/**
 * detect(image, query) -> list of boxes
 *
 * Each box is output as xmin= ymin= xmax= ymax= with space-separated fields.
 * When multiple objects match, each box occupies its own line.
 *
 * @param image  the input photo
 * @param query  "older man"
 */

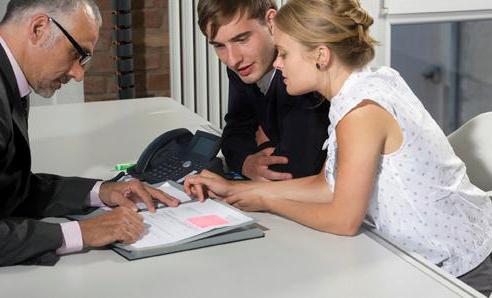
xmin=0 ymin=0 xmax=178 ymax=266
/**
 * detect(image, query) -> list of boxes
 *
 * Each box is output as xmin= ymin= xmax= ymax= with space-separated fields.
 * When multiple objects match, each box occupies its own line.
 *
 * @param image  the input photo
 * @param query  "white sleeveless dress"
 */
xmin=323 ymin=66 xmax=492 ymax=276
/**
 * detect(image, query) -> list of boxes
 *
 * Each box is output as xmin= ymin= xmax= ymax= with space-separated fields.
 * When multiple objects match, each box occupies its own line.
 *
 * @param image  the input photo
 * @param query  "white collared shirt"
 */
xmin=0 ymin=36 xmax=30 ymax=98
xmin=256 ymin=68 xmax=276 ymax=95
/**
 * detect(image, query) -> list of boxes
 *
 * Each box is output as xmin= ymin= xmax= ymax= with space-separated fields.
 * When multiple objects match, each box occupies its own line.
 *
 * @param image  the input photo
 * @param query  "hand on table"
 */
xmin=183 ymin=170 xmax=234 ymax=201
xmin=79 ymin=179 xmax=181 ymax=247
xmin=99 ymin=179 xmax=180 ymax=212
xmin=223 ymin=188 xmax=270 ymax=212
xmin=79 ymin=207 xmax=144 ymax=247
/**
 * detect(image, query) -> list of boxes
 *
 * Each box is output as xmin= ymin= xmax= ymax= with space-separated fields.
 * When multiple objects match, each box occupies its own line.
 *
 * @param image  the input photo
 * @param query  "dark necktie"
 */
xmin=20 ymin=95 xmax=29 ymax=118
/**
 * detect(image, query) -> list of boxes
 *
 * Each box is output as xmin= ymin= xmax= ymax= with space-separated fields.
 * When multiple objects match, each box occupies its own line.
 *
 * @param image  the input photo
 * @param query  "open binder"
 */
xmin=113 ymin=225 xmax=264 ymax=260
xmin=111 ymin=198 xmax=265 ymax=260
xmin=68 ymin=181 xmax=265 ymax=260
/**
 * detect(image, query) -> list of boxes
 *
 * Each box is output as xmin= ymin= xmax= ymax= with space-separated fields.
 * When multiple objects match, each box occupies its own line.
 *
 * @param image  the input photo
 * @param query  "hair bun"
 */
xmin=344 ymin=6 xmax=373 ymax=29
xmin=274 ymin=0 xmax=377 ymax=69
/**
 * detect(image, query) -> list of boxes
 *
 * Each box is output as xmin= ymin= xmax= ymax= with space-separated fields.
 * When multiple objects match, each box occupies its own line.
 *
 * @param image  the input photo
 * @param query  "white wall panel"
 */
xmin=385 ymin=0 xmax=492 ymax=15
xmin=170 ymin=0 xmax=224 ymax=128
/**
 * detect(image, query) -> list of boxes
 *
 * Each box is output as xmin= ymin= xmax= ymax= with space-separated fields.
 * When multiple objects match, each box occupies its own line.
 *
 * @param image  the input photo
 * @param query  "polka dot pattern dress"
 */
xmin=323 ymin=66 xmax=492 ymax=277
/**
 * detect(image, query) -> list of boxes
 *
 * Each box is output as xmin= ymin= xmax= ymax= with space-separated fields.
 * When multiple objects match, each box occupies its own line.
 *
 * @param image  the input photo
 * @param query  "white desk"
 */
xmin=0 ymin=98 xmax=483 ymax=297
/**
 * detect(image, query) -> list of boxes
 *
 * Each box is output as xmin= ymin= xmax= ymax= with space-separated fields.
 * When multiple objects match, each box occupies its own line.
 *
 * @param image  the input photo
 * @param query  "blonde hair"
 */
xmin=275 ymin=0 xmax=377 ymax=69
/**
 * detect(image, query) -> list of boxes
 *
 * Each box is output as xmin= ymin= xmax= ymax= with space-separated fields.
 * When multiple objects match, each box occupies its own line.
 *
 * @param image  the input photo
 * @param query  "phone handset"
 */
xmin=132 ymin=128 xmax=193 ymax=174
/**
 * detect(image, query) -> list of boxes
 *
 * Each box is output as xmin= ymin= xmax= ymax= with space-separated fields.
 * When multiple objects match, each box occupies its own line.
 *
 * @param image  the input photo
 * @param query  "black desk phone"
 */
xmin=127 ymin=128 xmax=223 ymax=184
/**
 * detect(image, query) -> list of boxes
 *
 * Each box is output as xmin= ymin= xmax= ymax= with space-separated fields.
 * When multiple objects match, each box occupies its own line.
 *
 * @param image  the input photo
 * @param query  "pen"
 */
xmin=114 ymin=162 xmax=136 ymax=171
xmin=136 ymin=201 xmax=165 ymax=212
xmin=109 ymin=171 xmax=127 ymax=182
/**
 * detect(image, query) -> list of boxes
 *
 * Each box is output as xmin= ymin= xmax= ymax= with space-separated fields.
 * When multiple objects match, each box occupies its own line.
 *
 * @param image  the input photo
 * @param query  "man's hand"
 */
xmin=99 ymin=179 xmax=179 ymax=212
xmin=242 ymin=147 xmax=293 ymax=181
xmin=79 ymin=207 xmax=144 ymax=247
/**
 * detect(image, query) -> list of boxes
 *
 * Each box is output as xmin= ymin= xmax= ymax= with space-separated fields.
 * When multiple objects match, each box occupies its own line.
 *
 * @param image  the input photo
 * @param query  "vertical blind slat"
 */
xmin=181 ymin=1 xmax=195 ymax=111
xmin=194 ymin=0 xmax=208 ymax=119
xmin=208 ymin=50 xmax=221 ymax=127
xmin=169 ymin=0 xmax=181 ymax=103
xmin=220 ymin=63 xmax=229 ymax=128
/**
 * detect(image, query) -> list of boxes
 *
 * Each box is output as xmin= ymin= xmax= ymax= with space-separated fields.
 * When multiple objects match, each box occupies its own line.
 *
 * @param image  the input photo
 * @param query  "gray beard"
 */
xmin=34 ymin=87 xmax=56 ymax=98
xmin=34 ymin=75 xmax=70 ymax=98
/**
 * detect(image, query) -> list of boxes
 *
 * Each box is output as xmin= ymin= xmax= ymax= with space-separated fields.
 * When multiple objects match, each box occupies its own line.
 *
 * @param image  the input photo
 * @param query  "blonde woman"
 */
xmin=185 ymin=0 xmax=492 ymax=294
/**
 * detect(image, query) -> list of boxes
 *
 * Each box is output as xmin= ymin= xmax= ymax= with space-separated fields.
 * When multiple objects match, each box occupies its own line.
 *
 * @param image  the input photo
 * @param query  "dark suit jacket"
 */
xmin=0 ymin=44 xmax=98 ymax=266
xmin=222 ymin=69 xmax=330 ymax=178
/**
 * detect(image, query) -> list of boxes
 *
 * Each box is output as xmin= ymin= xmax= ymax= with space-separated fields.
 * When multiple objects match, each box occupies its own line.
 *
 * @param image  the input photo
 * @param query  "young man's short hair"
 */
xmin=198 ymin=0 xmax=277 ymax=40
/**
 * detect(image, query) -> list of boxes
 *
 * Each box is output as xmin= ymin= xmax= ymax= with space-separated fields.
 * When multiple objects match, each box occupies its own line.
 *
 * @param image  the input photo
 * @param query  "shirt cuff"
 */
xmin=56 ymin=221 xmax=84 ymax=255
xmin=90 ymin=181 xmax=105 ymax=207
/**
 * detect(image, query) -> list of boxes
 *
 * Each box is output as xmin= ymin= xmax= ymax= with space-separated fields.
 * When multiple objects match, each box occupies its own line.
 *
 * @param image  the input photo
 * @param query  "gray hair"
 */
xmin=1 ymin=0 xmax=102 ymax=47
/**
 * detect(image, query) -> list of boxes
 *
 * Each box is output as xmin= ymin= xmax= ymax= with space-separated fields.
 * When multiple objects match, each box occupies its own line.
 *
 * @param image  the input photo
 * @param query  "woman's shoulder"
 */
xmin=352 ymin=66 xmax=401 ymax=90
xmin=330 ymin=67 xmax=401 ymax=124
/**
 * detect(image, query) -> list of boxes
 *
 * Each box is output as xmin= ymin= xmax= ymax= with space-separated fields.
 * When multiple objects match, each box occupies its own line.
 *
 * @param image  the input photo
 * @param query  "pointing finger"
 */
xmin=144 ymin=185 xmax=179 ymax=207
xmin=127 ymin=181 xmax=155 ymax=212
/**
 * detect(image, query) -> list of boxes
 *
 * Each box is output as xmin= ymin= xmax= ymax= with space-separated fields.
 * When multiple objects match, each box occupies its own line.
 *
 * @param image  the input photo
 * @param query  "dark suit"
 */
xmin=222 ymin=69 xmax=329 ymax=178
xmin=0 ymin=44 xmax=98 ymax=266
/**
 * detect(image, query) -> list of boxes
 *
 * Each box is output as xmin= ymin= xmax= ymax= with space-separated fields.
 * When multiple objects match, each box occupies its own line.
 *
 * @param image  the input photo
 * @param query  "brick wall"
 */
xmin=84 ymin=0 xmax=170 ymax=102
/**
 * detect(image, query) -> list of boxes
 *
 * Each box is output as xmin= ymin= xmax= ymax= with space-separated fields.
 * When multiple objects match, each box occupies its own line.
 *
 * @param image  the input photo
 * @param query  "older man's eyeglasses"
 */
xmin=48 ymin=17 xmax=92 ymax=67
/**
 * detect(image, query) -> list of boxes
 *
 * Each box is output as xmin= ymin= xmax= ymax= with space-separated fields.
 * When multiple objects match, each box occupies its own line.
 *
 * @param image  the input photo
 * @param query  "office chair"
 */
xmin=448 ymin=112 xmax=492 ymax=192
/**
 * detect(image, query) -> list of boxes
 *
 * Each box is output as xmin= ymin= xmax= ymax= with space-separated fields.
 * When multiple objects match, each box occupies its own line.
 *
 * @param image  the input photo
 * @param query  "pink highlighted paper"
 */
xmin=188 ymin=215 xmax=229 ymax=228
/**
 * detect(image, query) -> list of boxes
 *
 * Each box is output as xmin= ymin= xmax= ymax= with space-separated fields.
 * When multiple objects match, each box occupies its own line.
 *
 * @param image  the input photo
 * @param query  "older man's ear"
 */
xmin=26 ymin=14 xmax=52 ymax=47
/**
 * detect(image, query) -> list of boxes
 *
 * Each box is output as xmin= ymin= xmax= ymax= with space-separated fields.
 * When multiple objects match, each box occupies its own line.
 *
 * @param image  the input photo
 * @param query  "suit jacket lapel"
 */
xmin=0 ymin=43 xmax=30 ymax=144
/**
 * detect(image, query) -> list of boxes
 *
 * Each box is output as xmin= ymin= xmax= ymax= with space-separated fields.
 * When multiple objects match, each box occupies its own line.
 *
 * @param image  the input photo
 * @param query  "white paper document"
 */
xmin=156 ymin=181 xmax=193 ymax=202
xmin=115 ymin=199 xmax=254 ymax=251
xmin=134 ymin=181 xmax=192 ymax=210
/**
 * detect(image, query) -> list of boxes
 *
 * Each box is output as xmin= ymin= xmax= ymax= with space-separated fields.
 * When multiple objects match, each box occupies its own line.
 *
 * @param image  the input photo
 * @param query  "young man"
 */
xmin=198 ymin=0 xmax=329 ymax=181
xmin=0 ymin=0 xmax=178 ymax=266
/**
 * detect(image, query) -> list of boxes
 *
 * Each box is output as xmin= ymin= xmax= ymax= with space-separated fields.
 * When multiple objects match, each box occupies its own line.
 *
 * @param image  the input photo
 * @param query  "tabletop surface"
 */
xmin=0 ymin=98 xmax=481 ymax=298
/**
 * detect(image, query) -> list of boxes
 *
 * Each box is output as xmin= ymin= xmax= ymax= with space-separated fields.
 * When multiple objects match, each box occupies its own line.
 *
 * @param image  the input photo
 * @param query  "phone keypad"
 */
xmin=139 ymin=155 xmax=208 ymax=184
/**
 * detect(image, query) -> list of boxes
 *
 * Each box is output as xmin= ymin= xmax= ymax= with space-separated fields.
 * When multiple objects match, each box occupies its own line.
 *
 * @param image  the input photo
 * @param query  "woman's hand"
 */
xmin=224 ymin=188 xmax=270 ymax=212
xmin=183 ymin=170 xmax=234 ymax=201
xmin=184 ymin=169 xmax=270 ymax=211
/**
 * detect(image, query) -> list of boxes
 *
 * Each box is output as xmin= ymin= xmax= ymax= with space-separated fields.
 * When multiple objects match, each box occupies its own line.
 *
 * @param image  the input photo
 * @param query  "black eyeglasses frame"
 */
xmin=48 ymin=17 xmax=92 ymax=66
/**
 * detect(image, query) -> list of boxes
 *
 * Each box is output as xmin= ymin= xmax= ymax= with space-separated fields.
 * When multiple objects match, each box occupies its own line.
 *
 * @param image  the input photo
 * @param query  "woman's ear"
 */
xmin=265 ymin=9 xmax=277 ymax=33
xmin=315 ymin=45 xmax=331 ymax=70
xmin=28 ymin=14 xmax=51 ymax=46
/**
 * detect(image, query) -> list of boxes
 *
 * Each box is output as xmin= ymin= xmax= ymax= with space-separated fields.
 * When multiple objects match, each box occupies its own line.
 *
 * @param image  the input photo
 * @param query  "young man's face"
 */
xmin=207 ymin=10 xmax=276 ymax=84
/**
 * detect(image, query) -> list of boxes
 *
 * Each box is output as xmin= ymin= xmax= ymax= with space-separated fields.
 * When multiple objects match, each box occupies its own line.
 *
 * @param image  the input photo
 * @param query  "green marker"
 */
xmin=114 ymin=162 xmax=136 ymax=171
